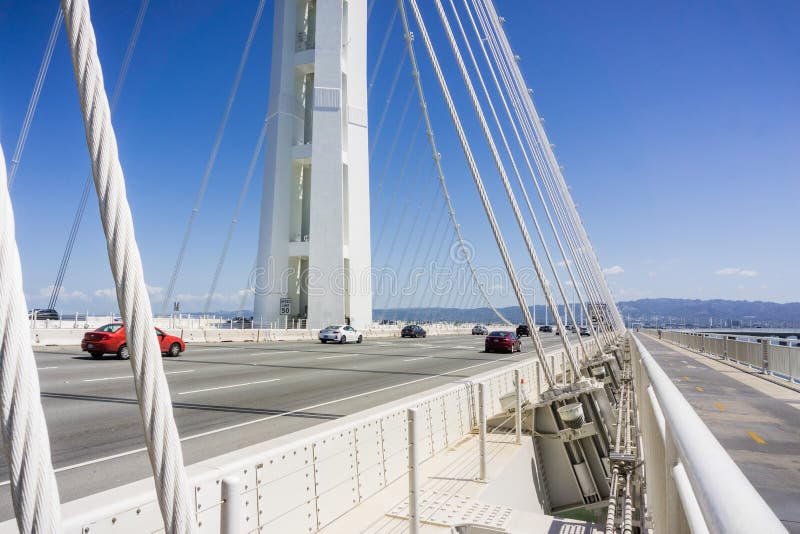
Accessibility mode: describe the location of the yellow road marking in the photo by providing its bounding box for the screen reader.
[695,386,704,392]
[683,376,690,381]
[714,402,726,411]
[747,431,766,445]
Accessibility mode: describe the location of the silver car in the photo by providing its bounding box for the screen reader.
[472,324,488,335]
[319,325,363,344]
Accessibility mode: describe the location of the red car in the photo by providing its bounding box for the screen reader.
[484,331,522,353]
[81,323,185,359]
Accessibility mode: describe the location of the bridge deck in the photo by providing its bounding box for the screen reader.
[638,334,800,532]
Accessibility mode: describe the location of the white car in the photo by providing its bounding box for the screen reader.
[319,325,363,344]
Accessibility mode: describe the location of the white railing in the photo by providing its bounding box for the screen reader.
[650,329,800,384]
[631,334,787,533]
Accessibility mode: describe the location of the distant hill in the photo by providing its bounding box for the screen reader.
[374,298,800,328]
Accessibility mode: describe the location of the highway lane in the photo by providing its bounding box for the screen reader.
[0,333,570,521]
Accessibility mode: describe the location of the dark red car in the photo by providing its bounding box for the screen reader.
[81,323,185,359]
[484,331,521,353]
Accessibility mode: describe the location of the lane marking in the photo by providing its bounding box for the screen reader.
[10,351,525,483]
[248,350,298,356]
[695,386,704,392]
[177,378,280,395]
[316,354,361,360]
[84,370,194,382]
[683,376,689,381]
[403,358,425,362]
[714,402,726,411]
[37,366,59,370]
[747,431,766,444]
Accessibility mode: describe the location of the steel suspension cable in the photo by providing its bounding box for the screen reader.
[0,141,61,534]
[428,0,581,374]
[466,0,613,347]
[368,6,399,98]
[399,0,552,384]
[161,0,268,314]
[447,0,591,359]
[48,0,150,311]
[476,0,621,336]
[479,0,622,332]
[203,113,268,313]
[369,49,408,158]
[60,0,196,530]
[7,7,63,191]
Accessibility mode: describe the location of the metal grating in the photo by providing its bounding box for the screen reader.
[387,490,513,530]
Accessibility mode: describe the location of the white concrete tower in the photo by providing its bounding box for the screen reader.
[254,0,371,329]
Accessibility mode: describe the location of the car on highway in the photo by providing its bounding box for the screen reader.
[516,324,530,337]
[319,325,363,344]
[484,331,522,353]
[472,324,488,335]
[539,325,553,333]
[81,323,185,359]
[580,327,591,336]
[401,324,427,338]
[29,308,59,320]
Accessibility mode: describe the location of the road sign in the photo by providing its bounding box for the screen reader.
[280,298,291,315]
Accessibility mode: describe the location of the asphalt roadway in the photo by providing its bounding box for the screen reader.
[0,333,569,522]
[639,334,800,532]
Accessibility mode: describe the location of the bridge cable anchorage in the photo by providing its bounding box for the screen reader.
[398,0,555,387]
[59,0,197,531]
[424,0,581,375]
[460,0,610,349]
[7,6,63,191]
[0,142,62,534]
[161,0,268,315]
[203,112,268,314]
[445,0,591,359]
[48,0,150,311]
[474,0,623,336]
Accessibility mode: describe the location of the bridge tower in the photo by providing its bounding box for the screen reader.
[254,0,372,329]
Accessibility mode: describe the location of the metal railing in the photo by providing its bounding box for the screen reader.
[650,329,800,384]
[631,333,787,533]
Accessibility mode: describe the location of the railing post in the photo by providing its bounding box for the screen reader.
[407,408,420,534]
[761,338,770,375]
[220,476,242,534]
[514,369,522,445]
[478,383,487,481]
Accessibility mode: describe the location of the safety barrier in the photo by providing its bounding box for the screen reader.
[648,329,800,384]
[42,338,588,533]
[631,334,787,533]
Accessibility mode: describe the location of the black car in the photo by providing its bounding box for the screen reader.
[401,325,427,338]
[516,324,530,337]
[29,308,59,320]
[539,325,553,333]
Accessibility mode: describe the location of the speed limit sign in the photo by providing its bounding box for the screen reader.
[279,298,291,315]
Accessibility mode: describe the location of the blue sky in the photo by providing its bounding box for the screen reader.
[1,0,798,313]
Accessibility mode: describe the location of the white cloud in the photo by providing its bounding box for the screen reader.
[555,260,572,268]
[94,288,116,298]
[714,267,758,277]
[602,265,624,276]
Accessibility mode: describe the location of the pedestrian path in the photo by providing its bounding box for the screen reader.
[637,334,800,532]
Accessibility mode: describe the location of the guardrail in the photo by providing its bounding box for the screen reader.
[30,337,598,533]
[645,329,800,384]
[631,333,787,533]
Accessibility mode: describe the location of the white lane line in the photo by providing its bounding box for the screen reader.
[37,366,59,370]
[248,350,298,356]
[316,353,362,360]
[4,351,527,484]
[177,378,280,395]
[84,370,195,382]
[403,358,426,362]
